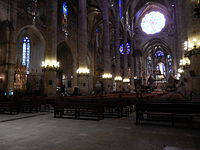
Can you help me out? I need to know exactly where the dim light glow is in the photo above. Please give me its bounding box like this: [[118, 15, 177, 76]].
[[180, 57, 190, 67], [114, 76, 123, 81], [102, 73, 112, 79], [141, 11, 166, 35], [178, 68, 184, 74], [123, 78, 130, 83], [41, 60, 60, 68], [76, 67, 90, 74]]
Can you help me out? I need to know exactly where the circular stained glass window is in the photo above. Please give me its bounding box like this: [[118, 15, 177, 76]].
[[141, 11, 166, 35], [119, 43, 131, 55]]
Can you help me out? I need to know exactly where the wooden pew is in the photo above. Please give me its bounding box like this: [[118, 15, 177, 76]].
[[135, 102, 200, 126], [54, 96, 104, 121], [0, 97, 20, 114]]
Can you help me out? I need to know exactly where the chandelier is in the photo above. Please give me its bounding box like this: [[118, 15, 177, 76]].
[[114, 76, 123, 81], [102, 73, 112, 79], [26, 0, 39, 24], [76, 67, 90, 76], [41, 60, 60, 72]]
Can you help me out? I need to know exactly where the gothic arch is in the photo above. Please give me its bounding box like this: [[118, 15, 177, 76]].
[[142, 38, 171, 57], [15, 25, 45, 93], [134, 2, 173, 35], [57, 41, 75, 92], [16, 25, 45, 74]]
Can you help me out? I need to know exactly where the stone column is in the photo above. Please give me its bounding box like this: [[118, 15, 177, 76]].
[[130, 38, 135, 93], [114, 4, 122, 92], [123, 15, 130, 92], [101, 0, 113, 93], [44, 0, 57, 97], [3, 20, 15, 95], [77, 0, 90, 95], [1, 1, 16, 95]]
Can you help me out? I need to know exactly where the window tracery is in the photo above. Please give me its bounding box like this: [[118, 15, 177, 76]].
[[22, 37, 31, 69]]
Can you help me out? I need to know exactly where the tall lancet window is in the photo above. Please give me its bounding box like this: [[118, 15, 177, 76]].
[[22, 37, 31, 69], [147, 56, 152, 73], [119, 0, 123, 19], [167, 55, 172, 73], [62, 1, 69, 36]]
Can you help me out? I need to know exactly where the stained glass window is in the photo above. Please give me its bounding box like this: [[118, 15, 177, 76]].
[[119, 0, 122, 19], [62, 2, 68, 35], [22, 37, 31, 68], [147, 56, 152, 73], [157, 62, 166, 75], [155, 51, 164, 57], [119, 43, 131, 55], [141, 11, 166, 34], [167, 55, 172, 73], [62, 2, 68, 15]]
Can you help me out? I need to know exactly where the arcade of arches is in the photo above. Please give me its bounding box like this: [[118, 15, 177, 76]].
[[0, 0, 200, 98]]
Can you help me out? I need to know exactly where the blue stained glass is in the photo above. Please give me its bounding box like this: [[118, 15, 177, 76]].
[[96, 28, 100, 33], [62, 2, 68, 15], [119, 0, 122, 19], [119, 42, 131, 55], [22, 37, 31, 68], [155, 50, 164, 57], [167, 55, 172, 73]]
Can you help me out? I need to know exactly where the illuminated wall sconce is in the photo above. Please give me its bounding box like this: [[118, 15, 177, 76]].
[[175, 73, 181, 80], [102, 73, 112, 79], [123, 78, 130, 83], [41, 60, 60, 72], [114, 76, 122, 81], [76, 67, 90, 75], [178, 68, 184, 74], [180, 57, 190, 68]]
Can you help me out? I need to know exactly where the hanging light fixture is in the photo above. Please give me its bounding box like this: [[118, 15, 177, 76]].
[[27, 0, 39, 24], [102, 73, 112, 79], [41, 60, 60, 72], [76, 67, 90, 75], [114, 76, 123, 81]]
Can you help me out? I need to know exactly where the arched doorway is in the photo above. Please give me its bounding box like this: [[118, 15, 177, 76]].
[[15, 26, 45, 95], [57, 42, 74, 95]]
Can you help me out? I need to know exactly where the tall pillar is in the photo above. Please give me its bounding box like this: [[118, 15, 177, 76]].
[[1, 1, 16, 95], [114, 4, 122, 92], [77, 0, 90, 95], [101, 0, 113, 93], [44, 0, 57, 97], [130, 38, 135, 93], [4, 20, 15, 95], [123, 14, 130, 92]]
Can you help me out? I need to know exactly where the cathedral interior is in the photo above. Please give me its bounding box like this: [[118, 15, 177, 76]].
[[0, 0, 200, 97], [0, 0, 200, 150]]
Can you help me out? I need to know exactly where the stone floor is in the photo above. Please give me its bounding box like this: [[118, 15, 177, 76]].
[[0, 113, 199, 150]]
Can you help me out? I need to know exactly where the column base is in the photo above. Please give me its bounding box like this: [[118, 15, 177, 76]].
[[77, 75, 90, 95], [103, 79, 113, 94], [113, 81, 123, 92], [122, 82, 131, 92], [44, 71, 56, 97]]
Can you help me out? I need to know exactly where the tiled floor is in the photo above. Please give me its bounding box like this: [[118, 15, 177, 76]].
[[0, 113, 199, 150]]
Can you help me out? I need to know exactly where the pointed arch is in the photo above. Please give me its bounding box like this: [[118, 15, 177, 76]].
[[17, 25, 45, 74]]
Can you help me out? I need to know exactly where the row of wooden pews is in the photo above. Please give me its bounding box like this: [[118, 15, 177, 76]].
[[135, 92, 200, 126], [0, 96, 53, 114], [53, 92, 166, 121], [0, 92, 167, 122]]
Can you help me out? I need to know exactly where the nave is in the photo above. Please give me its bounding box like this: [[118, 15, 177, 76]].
[[0, 110, 199, 150]]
